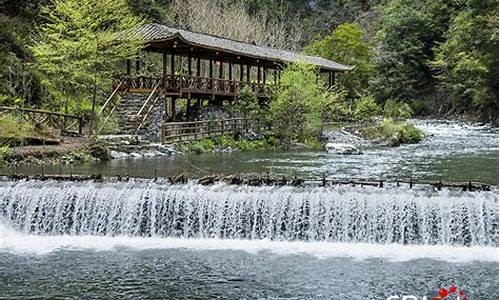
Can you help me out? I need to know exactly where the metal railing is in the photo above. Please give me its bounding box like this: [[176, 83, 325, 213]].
[[160, 118, 262, 144]]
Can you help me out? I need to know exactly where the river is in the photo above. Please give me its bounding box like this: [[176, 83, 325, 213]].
[[0, 119, 498, 299], [6, 119, 499, 184]]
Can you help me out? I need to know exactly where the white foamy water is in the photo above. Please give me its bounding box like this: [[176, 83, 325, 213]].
[[0, 180, 498, 246], [0, 223, 497, 263]]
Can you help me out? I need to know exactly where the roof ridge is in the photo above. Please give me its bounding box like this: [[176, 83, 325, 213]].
[[135, 23, 355, 71]]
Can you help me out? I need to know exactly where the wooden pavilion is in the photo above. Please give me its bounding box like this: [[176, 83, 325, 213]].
[[102, 23, 353, 138]]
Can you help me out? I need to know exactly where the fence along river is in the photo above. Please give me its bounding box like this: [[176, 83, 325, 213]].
[[1, 179, 497, 247]]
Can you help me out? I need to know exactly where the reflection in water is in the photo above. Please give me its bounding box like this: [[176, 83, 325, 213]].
[[4, 120, 498, 184]]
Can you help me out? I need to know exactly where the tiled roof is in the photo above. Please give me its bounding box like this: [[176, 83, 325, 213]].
[[134, 23, 354, 72]]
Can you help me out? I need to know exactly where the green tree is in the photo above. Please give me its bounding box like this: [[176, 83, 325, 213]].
[[371, 0, 435, 102], [30, 0, 144, 113], [305, 22, 374, 98], [235, 86, 260, 119], [432, 0, 498, 118], [270, 62, 325, 141]]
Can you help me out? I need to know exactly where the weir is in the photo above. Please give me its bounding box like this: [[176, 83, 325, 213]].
[[0, 179, 498, 247]]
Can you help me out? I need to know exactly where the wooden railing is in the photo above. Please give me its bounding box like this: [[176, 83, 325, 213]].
[[134, 81, 163, 133], [114, 74, 269, 97], [0, 106, 83, 135], [97, 78, 128, 133], [160, 118, 262, 144]]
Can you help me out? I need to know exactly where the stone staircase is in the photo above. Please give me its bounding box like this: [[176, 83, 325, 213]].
[[114, 93, 149, 134]]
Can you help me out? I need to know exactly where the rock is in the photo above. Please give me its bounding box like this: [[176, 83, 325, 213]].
[[110, 150, 125, 159], [325, 143, 361, 155], [375, 134, 401, 147], [154, 150, 165, 157], [142, 151, 156, 157], [129, 152, 143, 158], [158, 145, 175, 154], [198, 175, 218, 185]]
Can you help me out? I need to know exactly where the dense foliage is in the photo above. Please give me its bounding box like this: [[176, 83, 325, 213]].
[[0, 0, 498, 121], [269, 63, 325, 141], [30, 0, 144, 113]]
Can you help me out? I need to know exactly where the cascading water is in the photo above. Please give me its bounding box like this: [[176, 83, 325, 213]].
[[0, 179, 498, 247]]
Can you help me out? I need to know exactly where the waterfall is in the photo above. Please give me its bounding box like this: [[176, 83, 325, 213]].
[[0, 180, 497, 247]]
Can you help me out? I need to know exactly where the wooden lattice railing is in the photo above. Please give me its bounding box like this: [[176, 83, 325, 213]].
[[114, 74, 270, 97], [0, 106, 83, 135], [160, 118, 262, 144]]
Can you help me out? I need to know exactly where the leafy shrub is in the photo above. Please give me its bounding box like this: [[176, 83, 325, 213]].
[[88, 139, 110, 161], [353, 95, 381, 120], [270, 62, 324, 141], [383, 99, 413, 119], [321, 88, 351, 121], [0, 114, 34, 139], [304, 137, 323, 150], [0, 145, 11, 164], [235, 86, 260, 118], [62, 151, 93, 164], [179, 138, 215, 154], [218, 135, 237, 149], [380, 118, 423, 144]]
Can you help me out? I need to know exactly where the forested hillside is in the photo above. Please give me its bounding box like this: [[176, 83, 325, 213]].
[[0, 0, 498, 122]]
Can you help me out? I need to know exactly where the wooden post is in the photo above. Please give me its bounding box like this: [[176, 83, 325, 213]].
[[240, 64, 244, 81], [209, 57, 213, 78], [187, 98, 191, 120], [262, 67, 266, 84], [246, 65, 250, 82], [188, 54, 192, 77], [126, 59, 131, 75], [219, 60, 223, 79], [162, 52, 167, 88], [160, 123, 165, 144], [170, 53, 175, 75], [171, 97, 176, 121], [196, 57, 201, 77], [228, 63, 232, 81], [331, 71, 335, 86], [197, 98, 201, 119]]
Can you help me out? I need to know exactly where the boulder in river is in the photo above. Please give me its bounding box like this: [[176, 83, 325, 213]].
[[325, 143, 361, 155]]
